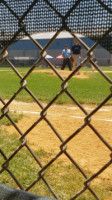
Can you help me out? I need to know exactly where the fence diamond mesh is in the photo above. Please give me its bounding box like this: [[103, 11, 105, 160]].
[[0, 0, 112, 200]]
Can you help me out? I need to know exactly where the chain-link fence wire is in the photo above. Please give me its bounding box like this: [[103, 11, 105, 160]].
[[0, 0, 112, 200]]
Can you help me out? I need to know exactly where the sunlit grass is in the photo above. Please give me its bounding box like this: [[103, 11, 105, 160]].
[[0, 67, 112, 105], [0, 130, 112, 200]]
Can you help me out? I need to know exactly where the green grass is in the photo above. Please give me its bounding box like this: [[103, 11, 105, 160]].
[[0, 66, 112, 105], [0, 65, 112, 199], [0, 66, 112, 199], [0, 65, 112, 71], [0, 131, 112, 200], [0, 111, 23, 126]]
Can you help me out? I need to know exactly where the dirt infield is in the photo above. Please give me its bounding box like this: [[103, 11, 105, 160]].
[[33, 69, 89, 79], [2, 100, 112, 184]]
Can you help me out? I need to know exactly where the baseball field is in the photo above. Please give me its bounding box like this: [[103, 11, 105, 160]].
[[0, 67, 112, 200]]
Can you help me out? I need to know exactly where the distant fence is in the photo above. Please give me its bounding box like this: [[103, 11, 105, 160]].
[[8, 57, 112, 67]]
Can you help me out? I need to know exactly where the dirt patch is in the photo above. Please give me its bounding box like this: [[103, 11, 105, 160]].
[[33, 69, 89, 79], [2, 101, 112, 183]]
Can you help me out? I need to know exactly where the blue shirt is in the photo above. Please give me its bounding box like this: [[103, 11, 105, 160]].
[[71, 44, 81, 55], [62, 49, 71, 58]]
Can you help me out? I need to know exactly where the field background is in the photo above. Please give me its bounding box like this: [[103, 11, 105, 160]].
[[0, 66, 112, 200]]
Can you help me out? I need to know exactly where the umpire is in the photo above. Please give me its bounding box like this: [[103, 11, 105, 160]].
[[61, 44, 72, 71]]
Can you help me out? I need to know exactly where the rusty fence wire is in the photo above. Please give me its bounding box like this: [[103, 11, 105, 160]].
[[0, 0, 112, 200]]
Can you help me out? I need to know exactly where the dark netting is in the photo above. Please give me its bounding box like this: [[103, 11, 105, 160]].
[[0, 0, 112, 52]]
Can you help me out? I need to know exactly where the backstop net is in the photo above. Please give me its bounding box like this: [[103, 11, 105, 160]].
[[0, 0, 112, 200]]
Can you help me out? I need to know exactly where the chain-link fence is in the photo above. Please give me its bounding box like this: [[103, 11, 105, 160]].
[[0, 0, 112, 200]]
